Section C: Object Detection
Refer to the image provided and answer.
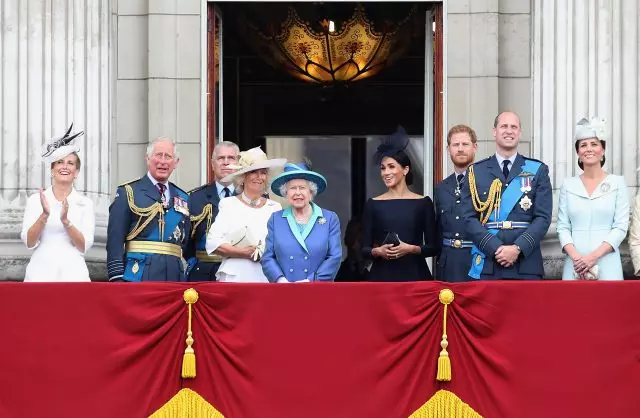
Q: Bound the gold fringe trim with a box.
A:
[182,288,199,379]
[124,184,165,241]
[437,289,454,382]
[408,390,483,418]
[190,203,213,239]
[148,388,225,418]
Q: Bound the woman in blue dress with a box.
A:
[361,127,439,282]
[557,117,630,280]
[261,161,342,282]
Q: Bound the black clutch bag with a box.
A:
[382,231,401,247]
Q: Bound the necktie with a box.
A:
[456,173,464,184]
[157,183,167,205]
[222,187,231,198]
[502,160,510,179]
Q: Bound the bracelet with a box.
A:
[63,221,73,229]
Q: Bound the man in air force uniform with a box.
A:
[184,141,239,281]
[435,124,478,282]
[461,112,552,280]
[107,137,190,282]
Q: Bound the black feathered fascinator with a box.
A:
[373,126,410,165]
[41,123,84,164]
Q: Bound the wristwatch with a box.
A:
[63,221,73,229]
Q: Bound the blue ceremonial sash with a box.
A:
[468,160,542,279]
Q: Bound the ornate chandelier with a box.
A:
[242,4,417,85]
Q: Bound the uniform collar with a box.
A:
[215,182,235,196]
[495,152,518,168]
[147,172,169,189]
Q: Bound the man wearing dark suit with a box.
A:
[461,111,552,280]
[434,125,478,282]
[107,137,190,282]
[185,141,239,281]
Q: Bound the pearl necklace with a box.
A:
[240,192,262,207]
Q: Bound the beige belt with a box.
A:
[196,251,223,263]
[126,241,182,258]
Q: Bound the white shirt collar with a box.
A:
[495,152,518,169]
[216,182,234,197]
[147,172,170,200]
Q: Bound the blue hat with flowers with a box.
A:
[270,160,327,197]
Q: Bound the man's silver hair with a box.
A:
[279,179,318,200]
[147,137,179,159]
[211,141,240,160]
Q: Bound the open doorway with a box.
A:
[205,1,443,230]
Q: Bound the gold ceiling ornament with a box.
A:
[243,4,417,84]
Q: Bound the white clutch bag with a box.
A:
[225,226,258,247]
[574,265,599,280]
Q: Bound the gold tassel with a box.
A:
[182,288,199,379]
[437,289,454,382]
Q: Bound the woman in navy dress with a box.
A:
[362,127,439,282]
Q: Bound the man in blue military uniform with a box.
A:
[435,124,478,282]
[184,141,239,281]
[461,111,552,280]
[107,137,190,282]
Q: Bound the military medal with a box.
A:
[173,197,189,216]
[519,195,532,211]
[520,177,532,193]
[132,261,139,274]
[173,225,182,242]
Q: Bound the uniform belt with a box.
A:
[125,241,182,258]
[442,238,474,248]
[196,251,223,263]
[485,221,530,230]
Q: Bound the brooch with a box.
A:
[519,195,532,211]
[600,182,610,193]
[318,217,327,225]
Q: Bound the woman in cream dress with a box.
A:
[557,118,629,281]
[21,125,95,282]
[206,147,286,282]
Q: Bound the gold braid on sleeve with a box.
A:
[468,165,503,224]
[124,184,165,241]
[189,203,213,239]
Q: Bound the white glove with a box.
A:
[296,279,310,283]
[277,277,290,283]
[251,240,265,262]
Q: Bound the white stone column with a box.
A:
[0,0,112,280]
[533,0,639,276]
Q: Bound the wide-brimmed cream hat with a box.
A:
[221,146,287,183]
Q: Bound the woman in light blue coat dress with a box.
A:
[261,162,342,283]
[557,118,630,280]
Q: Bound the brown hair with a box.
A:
[50,152,81,171]
[447,124,478,145]
[575,139,606,170]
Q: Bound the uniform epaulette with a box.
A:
[187,184,208,195]
[523,156,545,164]
[473,156,492,166]
[117,177,141,188]
[170,182,188,197]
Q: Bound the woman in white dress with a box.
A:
[206,147,286,282]
[20,125,96,282]
[557,117,630,280]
